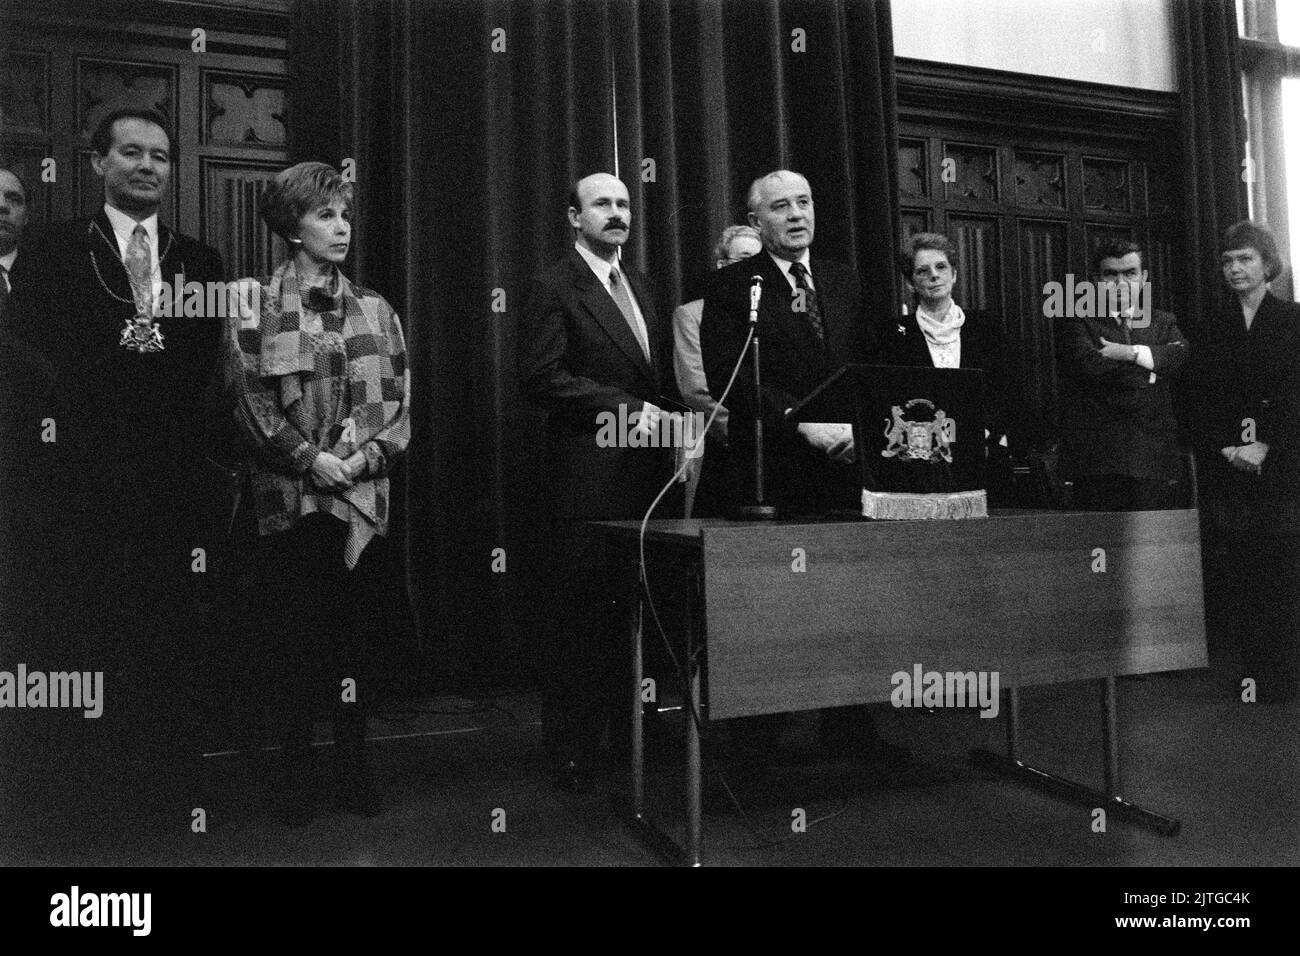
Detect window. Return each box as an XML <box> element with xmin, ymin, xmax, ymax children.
<box><xmin>1239</xmin><ymin>0</ymin><xmax>1300</xmax><ymax>299</ymax></box>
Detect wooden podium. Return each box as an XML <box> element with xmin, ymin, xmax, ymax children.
<box><xmin>593</xmin><ymin>509</ymin><xmax>1208</xmax><ymax>866</ymax></box>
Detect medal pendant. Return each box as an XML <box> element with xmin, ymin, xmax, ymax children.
<box><xmin>120</xmin><ymin>313</ymin><xmax>165</xmax><ymax>353</ymax></box>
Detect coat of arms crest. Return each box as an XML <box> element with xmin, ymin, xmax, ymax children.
<box><xmin>882</xmin><ymin>398</ymin><xmax>955</xmax><ymax>463</ymax></box>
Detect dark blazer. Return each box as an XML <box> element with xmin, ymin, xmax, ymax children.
<box><xmin>4</xmin><ymin>208</ymin><xmax>227</xmax><ymax>469</ymax></box>
<box><xmin>882</xmin><ymin>308</ymin><xmax>1010</xmax><ymax>442</ymax></box>
<box><xmin>699</xmin><ymin>250</ymin><xmax>870</xmax><ymax>514</ymax></box>
<box><xmin>2</xmin><ymin>210</ymin><xmax>229</xmax><ymax>664</ymax></box>
<box><xmin>1059</xmin><ymin>307</ymin><xmax>1188</xmax><ymax>481</ymax></box>
<box><xmin>519</xmin><ymin>246</ymin><xmax>676</xmax><ymax>522</ymax></box>
<box><xmin>1</xmin><ymin>248</ymin><xmax>55</xmax><ymax>475</ymax></box>
<box><xmin>1192</xmin><ymin>291</ymin><xmax>1300</xmax><ymax>522</ymax></box>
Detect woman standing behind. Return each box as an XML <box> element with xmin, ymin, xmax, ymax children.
<box><xmin>227</xmin><ymin>162</ymin><xmax>411</xmax><ymax>824</ymax></box>
<box><xmin>888</xmin><ymin>232</ymin><xmax>1012</xmax><ymax>489</ymax></box>
<box><xmin>1195</xmin><ymin>220</ymin><xmax>1300</xmax><ymax>703</ymax></box>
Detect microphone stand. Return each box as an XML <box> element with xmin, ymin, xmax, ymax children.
<box><xmin>737</xmin><ymin>276</ymin><xmax>777</xmax><ymax>520</ymax></box>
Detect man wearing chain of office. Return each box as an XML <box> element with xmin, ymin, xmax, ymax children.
<box><xmin>4</xmin><ymin>107</ymin><xmax>228</xmax><ymax>770</ymax></box>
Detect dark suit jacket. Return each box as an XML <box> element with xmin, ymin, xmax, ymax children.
<box><xmin>0</xmin><ymin>247</ymin><xmax>55</xmax><ymax>480</ymax></box>
<box><xmin>4</xmin><ymin>209</ymin><xmax>227</xmax><ymax>468</ymax></box>
<box><xmin>519</xmin><ymin>247</ymin><xmax>676</xmax><ymax>522</ymax></box>
<box><xmin>1059</xmin><ymin>307</ymin><xmax>1188</xmax><ymax>482</ymax></box>
<box><xmin>1</xmin><ymin>210</ymin><xmax>231</xmax><ymax>655</ymax></box>
<box><xmin>1192</xmin><ymin>291</ymin><xmax>1300</xmax><ymax>525</ymax></box>
<box><xmin>699</xmin><ymin>250</ymin><xmax>870</xmax><ymax>514</ymax></box>
<box><xmin>882</xmin><ymin>308</ymin><xmax>1010</xmax><ymax>442</ymax></box>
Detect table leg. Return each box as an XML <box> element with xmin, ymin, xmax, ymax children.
<box><xmin>1005</xmin><ymin>686</ymin><xmax>1021</xmax><ymax>763</ymax></box>
<box><xmin>970</xmin><ymin>677</ymin><xmax>1179</xmax><ymax>836</ymax></box>
<box><xmin>631</xmin><ymin>594</ymin><xmax>645</xmax><ymax>816</ymax></box>
<box><xmin>685</xmin><ymin>567</ymin><xmax>702</xmax><ymax>867</ymax></box>
<box><xmin>1101</xmin><ymin>676</ymin><xmax>1121</xmax><ymax>800</ymax></box>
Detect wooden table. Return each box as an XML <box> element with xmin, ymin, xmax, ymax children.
<box><xmin>592</xmin><ymin>509</ymin><xmax>1208</xmax><ymax>866</ymax></box>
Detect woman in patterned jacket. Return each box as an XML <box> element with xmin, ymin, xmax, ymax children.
<box><xmin>227</xmin><ymin>161</ymin><xmax>410</xmax><ymax>825</ymax></box>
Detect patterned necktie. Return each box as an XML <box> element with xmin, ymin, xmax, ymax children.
<box><xmin>609</xmin><ymin>267</ymin><xmax>651</xmax><ymax>361</ymax></box>
<box><xmin>789</xmin><ymin>261</ymin><xmax>824</xmax><ymax>344</ymax></box>
<box><xmin>124</xmin><ymin>224</ymin><xmax>153</xmax><ymax>317</ymax></box>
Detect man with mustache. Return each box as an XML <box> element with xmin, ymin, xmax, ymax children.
<box><xmin>520</xmin><ymin>172</ymin><xmax>677</xmax><ymax>793</ymax></box>
<box><xmin>3</xmin><ymin>108</ymin><xmax>228</xmax><ymax>802</ymax></box>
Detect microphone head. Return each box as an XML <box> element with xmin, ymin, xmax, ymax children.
<box><xmin>750</xmin><ymin>275</ymin><xmax>763</xmax><ymax>286</ymax></box>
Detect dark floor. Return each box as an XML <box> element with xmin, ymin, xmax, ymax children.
<box><xmin>2</xmin><ymin>661</ymin><xmax>1296</xmax><ymax>866</ymax></box>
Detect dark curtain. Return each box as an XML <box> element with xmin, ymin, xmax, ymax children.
<box><xmin>1174</xmin><ymin>0</ymin><xmax>1247</xmax><ymax>339</ymax></box>
<box><xmin>289</xmin><ymin>0</ymin><xmax>899</xmax><ymax>688</ymax></box>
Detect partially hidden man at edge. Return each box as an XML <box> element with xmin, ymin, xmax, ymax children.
<box><xmin>2</xmin><ymin>107</ymin><xmax>229</xmax><ymax>764</ymax></box>
<box><xmin>0</xmin><ymin>165</ymin><xmax>54</xmax><ymax>473</ymax></box>
<box><xmin>519</xmin><ymin>172</ymin><xmax>679</xmax><ymax>794</ymax></box>
<box><xmin>0</xmin><ymin>166</ymin><xmax>29</xmax><ymax>321</ymax></box>
<box><xmin>1059</xmin><ymin>239</ymin><xmax>1189</xmax><ymax>511</ymax></box>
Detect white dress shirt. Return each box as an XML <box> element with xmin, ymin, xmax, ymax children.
<box><xmin>103</xmin><ymin>203</ymin><xmax>163</xmax><ymax>307</ymax></box>
<box><xmin>768</xmin><ymin>248</ymin><xmax>814</xmax><ymax>292</ymax></box>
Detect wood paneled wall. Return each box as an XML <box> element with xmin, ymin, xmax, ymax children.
<box><xmin>0</xmin><ymin>0</ymin><xmax>291</xmax><ymax>281</ymax></box>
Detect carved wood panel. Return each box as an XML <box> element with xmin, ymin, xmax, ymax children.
<box><xmin>1082</xmin><ymin>157</ymin><xmax>1131</xmax><ymax>212</ymax></box>
<box><xmin>901</xmin><ymin>208</ymin><xmax>931</xmax><ymax>238</ymax></box>
<box><xmin>943</xmin><ymin>142</ymin><xmax>999</xmax><ymax>202</ymax></box>
<box><xmin>0</xmin><ymin>50</ymin><xmax>49</xmax><ymax>136</ymax></box>
<box><xmin>1014</xmin><ymin>151</ymin><xmax>1065</xmax><ymax>209</ymax></box>
<box><xmin>1</xmin><ymin>12</ymin><xmax>288</xmax><ymax>270</ymax></box>
<box><xmin>899</xmin><ymin>137</ymin><xmax>927</xmax><ymax>200</ymax></box>
<box><xmin>204</xmin><ymin>70</ymin><xmax>287</xmax><ymax>147</ymax></box>
<box><xmin>77</xmin><ymin>58</ymin><xmax>178</xmax><ymax>141</ymax></box>
<box><xmin>948</xmin><ymin>214</ymin><xmax>1001</xmax><ymax>315</ymax></box>
<box><xmin>201</xmin><ymin>157</ymin><xmax>286</xmax><ymax>279</ymax></box>
<box><xmin>1019</xmin><ymin>219</ymin><xmax>1069</xmax><ymax>432</ymax></box>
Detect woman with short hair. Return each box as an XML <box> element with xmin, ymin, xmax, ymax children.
<box><xmin>227</xmin><ymin>161</ymin><xmax>411</xmax><ymax>824</ymax></box>
<box><xmin>887</xmin><ymin>231</ymin><xmax>1012</xmax><ymax>494</ymax></box>
<box><xmin>1195</xmin><ymin>219</ymin><xmax>1300</xmax><ymax>702</ymax></box>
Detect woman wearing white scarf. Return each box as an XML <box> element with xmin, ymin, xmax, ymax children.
<box><xmin>888</xmin><ymin>232</ymin><xmax>1012</xmax><ymax>485</ymax></box>
<box><xmin>903</xmin><ymin>232</ymin><xmax>966</xmax><ymax>368</ymax></box>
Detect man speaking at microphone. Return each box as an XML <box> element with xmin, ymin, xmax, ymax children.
<box><xmin>700</xmin><ymin>169</ymin><xmax>870</xmax><ymax>517</ymax></box>
<box><xmin>700</xmin><ymin>170</ymin><xmax>903</xmax><ymax>766</ymax></box>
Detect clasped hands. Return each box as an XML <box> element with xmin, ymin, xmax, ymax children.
<box><xmin>310</xmin><ymin>450</ymin><xmax>367</xmax><ymax>491</ymax></box>
<box><xmin>798</xmin><ymin>422</ymin><xmax>855</xmax><ymax>464</ymax></box>
<box><xmin>1222</xmin><ymin>442</ymin><xmax>1268</xmax><ymax>476</ymax></box>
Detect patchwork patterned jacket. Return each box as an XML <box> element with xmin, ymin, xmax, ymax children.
<box><xmin>226</xmin><ymin>260</ymin><xmax>410</xmax><ymax>567</ymax></box>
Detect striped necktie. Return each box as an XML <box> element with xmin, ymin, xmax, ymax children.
<box><xmin>789</xmin><ymin>260</ymin><xmax>824</xmax><ymax>344</ymax></box>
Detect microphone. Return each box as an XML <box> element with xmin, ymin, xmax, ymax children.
<box><xmin>738</xmin><ymin>274</ymin><xmax>777</xmax><ymax>520</ymax></box>
<box><xmin>748</xmin><ymin>275</ymin><xmax>763</xmax><ymax>325</ymax></box>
